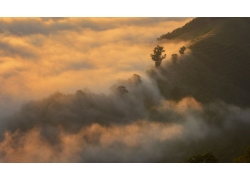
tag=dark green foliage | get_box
[150,45,166,67]
[171,54,178,63]
[179,46,186,54]
[186,151,218,163]
[233,146,250,163]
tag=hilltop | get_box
[156,17,250,107]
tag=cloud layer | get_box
[2,18,250,163]
[0,17,191,118]
[1,73,250,162]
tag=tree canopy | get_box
[186,151,218,163]
[110,85,129,96]
[171,54,178,63]
[179,46,186,54]
[150,45,166,67]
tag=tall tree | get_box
[150,45,166,67]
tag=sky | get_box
[0,1,250,178]
[2,17,250,164]
[1,0,250,176]
[0,9,249,179]
[0,17,192,117]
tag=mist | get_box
[1,72,250,162]
[0,17,191,118]
[1,17,250,163]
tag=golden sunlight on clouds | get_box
[0,121,183,162]
[0,17,192,116]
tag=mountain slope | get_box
[156,17,250,107]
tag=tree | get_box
[116,86,128,96]
[179,46,186,54]
[128,74,142,86]
[75,89,85,97]
[146,68,157,78]
[110,85,129,96]
[150,45,166,67]
[186,151,218,163]
[171,54,178,63]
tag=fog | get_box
[0,17,191,118]
[2,17,250,163]
[1,72,250,162]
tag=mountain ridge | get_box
[156,17,250,107]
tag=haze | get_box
[0,17,191,117]
[2,17,250,162]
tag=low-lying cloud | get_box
[0,17,192,118]
[1,74,250,162]
[2,18,248,163]
[0,121,183,163]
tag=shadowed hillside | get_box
[157,17,250,107]
[1,18,250,163]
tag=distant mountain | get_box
[156,17,250,107]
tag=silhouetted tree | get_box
[110,85,129,96]
[171,54,178,63]
[150,45,166,67]
[186,151,218,163]
[75,89,85,97]
[146,68,157,78]
[128,74,142,86]
[117,86,128,96]
[179,46,186,54]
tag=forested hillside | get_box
[157,17,250,107]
